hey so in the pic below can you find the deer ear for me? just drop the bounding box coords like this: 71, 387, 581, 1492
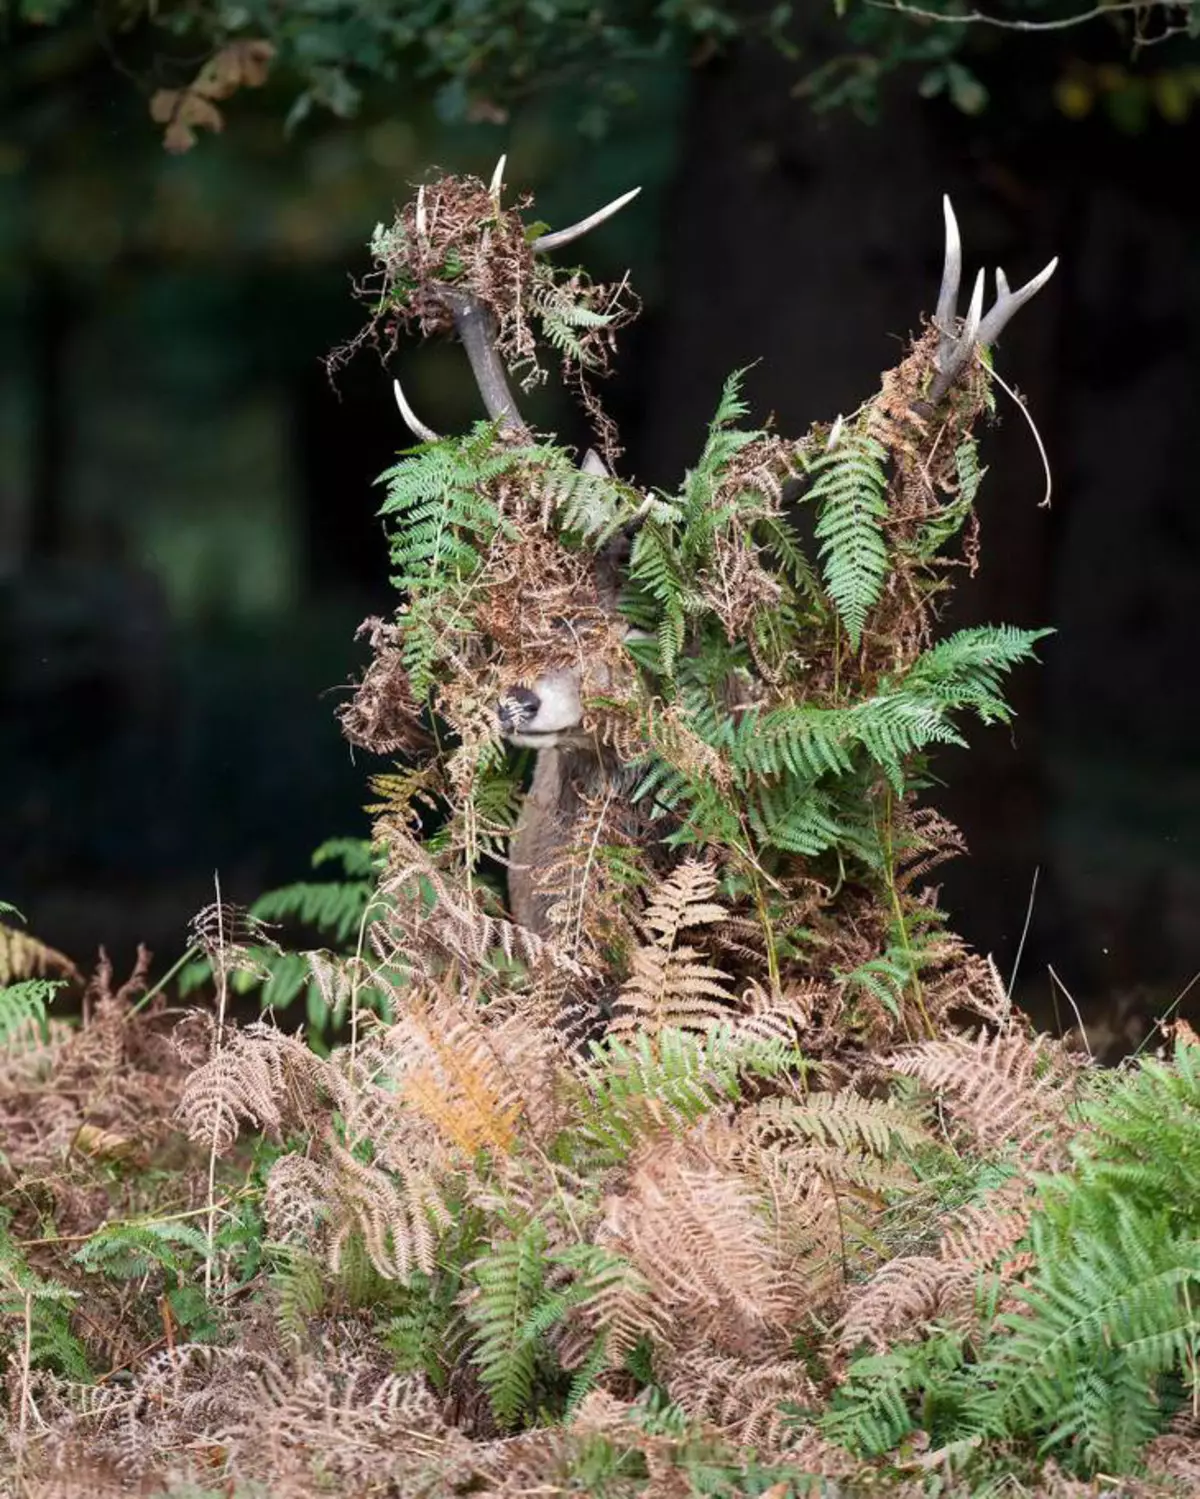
580, 448, 608, 477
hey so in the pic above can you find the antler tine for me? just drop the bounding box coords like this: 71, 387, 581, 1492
976, 256, 1059, 349
530, 186, 642, 253
489, 153, 506, 205
935, 194, 962, 362
925, 195, 1058, 407
928, 268, 985, 405
393, 377, 440, 443
415, 184, 428, 243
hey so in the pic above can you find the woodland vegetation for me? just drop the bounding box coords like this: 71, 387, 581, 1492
3, 161, 1200, 1498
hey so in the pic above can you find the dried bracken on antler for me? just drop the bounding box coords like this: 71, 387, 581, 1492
338, 160, 638, 442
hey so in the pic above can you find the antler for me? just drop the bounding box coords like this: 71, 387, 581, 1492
926, 195, 1058, 407
393, 159, 641, 442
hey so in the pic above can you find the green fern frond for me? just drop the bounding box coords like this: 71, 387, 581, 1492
270, 1245, 326, 1344
1, 1215, 90, 1380
75, 1219, 210, 1279
679, 368, 763, 519
902, 626, 1053, 726
0, 977, 60, 1049
806, 431, 889, 649
535, 300, 616, 365
569, 1025, 795, 1170
466, 1217, 548, 1429
990, 1200, 1200, 1471
629, 523, 692, 674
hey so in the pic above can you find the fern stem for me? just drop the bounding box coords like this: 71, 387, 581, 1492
879, 789, 935, 1041
750, 868, 782, 1001
131, 941, 201, 1014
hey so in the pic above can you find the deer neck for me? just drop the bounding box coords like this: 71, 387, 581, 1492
508, 744, 593, 935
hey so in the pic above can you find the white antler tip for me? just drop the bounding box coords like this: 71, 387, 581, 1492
415, 184, 427, 241
965, 267, 985, 332
489, 153, 507, 201
393, 378, 440, 444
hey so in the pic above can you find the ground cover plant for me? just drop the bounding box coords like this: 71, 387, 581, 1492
3, 165, 1199, 1498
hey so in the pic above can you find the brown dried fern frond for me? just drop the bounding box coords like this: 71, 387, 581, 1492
187, 899, 279, 978
663, 1349, 818, 1451
740, 1089, 930, 1162
891, 1026, 1087, 1166
266, 1138, 451, 1285
532, 784, 648, 969
892, 806, 968, 893
609, 861, 739, 1037
175, 1021, 329, 1151
0, 922, 80, 986
838, 1178, 1036, 1355
338, 614, 433, 756
597, 1130, 786, 1357
837, 1254, 971, 1355
373, 821, 582, 981
371, 989, 570, 1155
1, 949, 185, 1175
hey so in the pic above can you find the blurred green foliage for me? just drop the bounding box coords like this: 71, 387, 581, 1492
5, 0, 792, 141
7, 0, 1200, 149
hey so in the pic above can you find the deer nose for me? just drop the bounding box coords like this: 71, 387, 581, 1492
498, 687, 541, 732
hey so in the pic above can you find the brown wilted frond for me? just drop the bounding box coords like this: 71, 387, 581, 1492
726, 982, 821, 1051
838, 1154, 1038, 1354
663, 1350, 818, 1450
597, 1131, 786, 1356
369, 989, 570, 1154
176, 1022, 328, 1151
838, 1254, 970, 1354
610, 861, 739, 1037
335, 171, 636, 437
937, 1179, 1036, 1269
187, 899, 279, 977
338, 615, 432, 755
532, 785, 648, 968
373, 821, 581, 980
1144, 1411, 1200, 1488
740, 1089, 929, 1161
266, 1139, 449, 1281
892, 1026, 1086, 1165
26, 1337, 457, 1494
0, 922, 80, 986
1, 949, 185, 1177
893, 806, 968, 892
726, 1095, 924, 1320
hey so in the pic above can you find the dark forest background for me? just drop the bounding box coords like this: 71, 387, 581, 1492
3, 0, 1198, 1048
